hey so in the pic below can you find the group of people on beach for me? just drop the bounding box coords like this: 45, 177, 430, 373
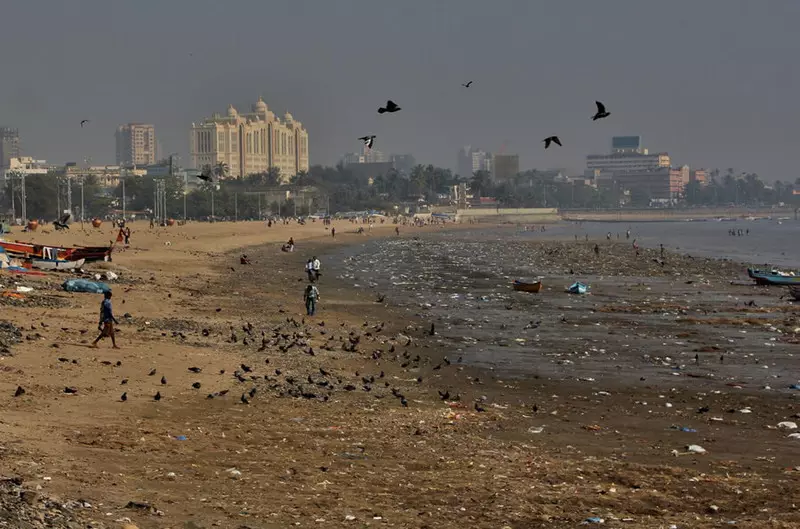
729, 228, 749, 236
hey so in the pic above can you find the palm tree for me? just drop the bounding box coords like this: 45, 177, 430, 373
470, 170, 493, 198
214, 161, 229, 181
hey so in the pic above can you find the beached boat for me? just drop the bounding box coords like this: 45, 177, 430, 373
747, 268, 800, 286
513, 280, 543, 293
789, 285, 800, 301
566, 281, 590, 294
0, 240, 112, 262
30, 257, 86, 271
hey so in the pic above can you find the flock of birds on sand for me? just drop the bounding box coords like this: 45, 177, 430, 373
10, 315, 499, 412
360, 82, 611, 152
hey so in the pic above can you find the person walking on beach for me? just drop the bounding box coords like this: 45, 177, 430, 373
306, 259, 315, 282
124, 226, 131, 245
312, 256, 321, 280
331, 227, 336, 238
660, 244, 665, 258
91, 291, 120, 349
304, 283, 320, 316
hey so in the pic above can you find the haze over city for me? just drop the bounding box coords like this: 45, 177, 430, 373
1, 0, 799, 180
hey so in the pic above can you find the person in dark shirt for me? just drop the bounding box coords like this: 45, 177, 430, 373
91, 291, 120, 349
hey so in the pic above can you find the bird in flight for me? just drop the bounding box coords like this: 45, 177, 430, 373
462, 81, 473, 88
543, 136, 562, 149
591, 101, 610, 121
378, 100, 401, 114
80, 120, 90, 127
358, 135, 376, 149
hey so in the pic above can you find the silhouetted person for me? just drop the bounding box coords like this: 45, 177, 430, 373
92, 291, 119, 349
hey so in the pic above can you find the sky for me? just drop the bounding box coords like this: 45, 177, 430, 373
1, 0, 799, 181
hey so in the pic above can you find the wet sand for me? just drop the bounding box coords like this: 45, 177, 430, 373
0, 220, 798, 529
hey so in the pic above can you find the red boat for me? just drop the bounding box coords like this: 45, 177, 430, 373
0, 240, 112, 262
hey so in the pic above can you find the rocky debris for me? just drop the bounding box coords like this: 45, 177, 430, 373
0, 320, 22, 355
0, 476, 105, 528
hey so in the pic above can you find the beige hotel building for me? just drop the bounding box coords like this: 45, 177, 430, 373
190, 97, 309, 182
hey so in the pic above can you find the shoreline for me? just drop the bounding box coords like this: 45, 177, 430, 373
0, 220, 798, 528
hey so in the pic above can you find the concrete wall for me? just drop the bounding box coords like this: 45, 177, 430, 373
456, 207, 559, 223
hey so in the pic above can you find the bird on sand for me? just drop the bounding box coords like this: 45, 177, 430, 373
591, 101, 610, 121
154, 391, 162, 401
13, 386, 25, 397
377, 100, 401, 114
148, 368, 157, 376
192, 382, 201, 389
80, 120, 90, 127
543, 136, 562, 149
188, 367, 202, 373
358, 135, 376, 149
462, 81, 473, 88
161, 376, 167, 385
120, 392, 127, 402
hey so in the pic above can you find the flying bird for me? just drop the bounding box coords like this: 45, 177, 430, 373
543, 136, 562, 149
80, 120, 90, 127
462, 81, 473, 88
377, 100, 401, 114
358, 135, 376, 149
591, 101, 610, 121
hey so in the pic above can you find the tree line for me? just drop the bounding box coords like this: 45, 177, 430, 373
2, 163, 798, 222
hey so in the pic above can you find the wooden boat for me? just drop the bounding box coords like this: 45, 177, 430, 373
789, 286, 800, 301
513, 280, 543, 293
29, 257, 86, 271
747, 268, 800, 286
0, 240, 112, 262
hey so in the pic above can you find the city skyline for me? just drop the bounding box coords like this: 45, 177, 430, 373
1, 1, 799, 180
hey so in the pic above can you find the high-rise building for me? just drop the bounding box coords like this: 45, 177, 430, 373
492, 153, 519, 182
587, 136, 669, 173
457, 146, 491, 179
190, 97, 309, 182
0, 128, 21, 169
115, 124, 157, 166
611, 135, 644, 154
690, 169, 708, 185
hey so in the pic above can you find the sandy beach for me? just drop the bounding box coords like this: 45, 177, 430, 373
0, 220, 799, 529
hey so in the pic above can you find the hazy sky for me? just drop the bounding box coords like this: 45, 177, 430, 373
2, 0, 799, 181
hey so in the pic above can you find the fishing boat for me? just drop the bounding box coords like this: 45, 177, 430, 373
789, 285, 800, 301
0, 240, 112, 262
29, 257, 86, 271
512, 280, 543, 293
747, 268, 800, 286
566, 281, 590, 294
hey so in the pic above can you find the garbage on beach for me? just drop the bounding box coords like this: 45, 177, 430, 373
93, 271, 118, 281
62, 278, 111, 294
566, 281, 590, 295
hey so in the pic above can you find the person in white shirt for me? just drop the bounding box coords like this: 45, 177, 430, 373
312, 257, 321, 280
306, 259, 315, 282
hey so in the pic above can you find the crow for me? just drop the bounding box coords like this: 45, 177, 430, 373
120, 392, 127, 402
462, 81, 473, 88
543, 136, 562, 149
80, 119, 90, 127
591, 100, 610, 121
358, 135, 376, 149
154, 391, 162, 401
377, 100, 401, 114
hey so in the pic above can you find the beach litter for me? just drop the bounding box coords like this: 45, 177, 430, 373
777, 421, 798, 430
686, 444, 707, 454
62, 278, 111, 294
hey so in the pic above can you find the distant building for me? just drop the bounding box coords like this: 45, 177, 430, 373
342, 146, 389, 166
597, 167, 676, 201
190, 97, 309, 182
64, 163, 146, 190
492, 153, 519, 182
611, 136, 644, 154
390, 154, 416, 175
115, 123, 157, 166
1, 157, 53, 189
669, 165, 690, 194
0, 128, 21, 169
457, 146, 492, 179
690, 169, 708, 185
587, 151, 670, 173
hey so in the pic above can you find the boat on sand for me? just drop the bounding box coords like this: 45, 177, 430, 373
513, 280, 543, 293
